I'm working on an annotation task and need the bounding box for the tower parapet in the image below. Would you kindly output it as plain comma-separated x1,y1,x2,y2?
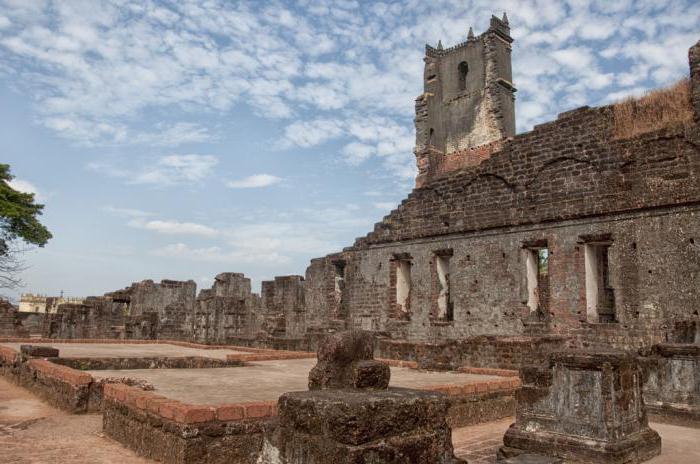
415,13,516,187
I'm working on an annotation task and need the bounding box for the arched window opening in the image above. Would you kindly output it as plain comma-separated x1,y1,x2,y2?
458,62,469,91
428,128,434,146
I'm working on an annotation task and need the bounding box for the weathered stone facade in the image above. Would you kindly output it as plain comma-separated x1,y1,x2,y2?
21,23,699,383
0,299,25,336
500,349,661,463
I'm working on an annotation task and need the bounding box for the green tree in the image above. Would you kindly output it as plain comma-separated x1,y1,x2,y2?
0,164,52,291
0,164,51,246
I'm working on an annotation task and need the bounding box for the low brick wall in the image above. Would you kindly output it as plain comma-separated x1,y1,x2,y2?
0,345,97,413
226,351,316,363
419,377,521,427
53,356,244,370
0,346,157,413
102,383,276,464
376,335,568,370
0,337,276,353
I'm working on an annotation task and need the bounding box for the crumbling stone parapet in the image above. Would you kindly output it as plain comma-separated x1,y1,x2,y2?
690,40,700,121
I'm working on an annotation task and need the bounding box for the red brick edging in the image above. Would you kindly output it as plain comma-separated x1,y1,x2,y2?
457,366,519,377
103,383,278,424
420,377,521,397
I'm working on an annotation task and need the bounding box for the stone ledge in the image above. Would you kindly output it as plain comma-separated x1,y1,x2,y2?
28,358,93,386
226,351,316,362
419,377,521,396
0,337,278,354
103,383,279,425
375,358,419,369
458,366,519,377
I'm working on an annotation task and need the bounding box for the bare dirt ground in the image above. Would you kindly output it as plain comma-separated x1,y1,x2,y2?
0,376,150,464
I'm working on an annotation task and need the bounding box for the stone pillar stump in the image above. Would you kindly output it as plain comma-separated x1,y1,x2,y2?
499,350,660,464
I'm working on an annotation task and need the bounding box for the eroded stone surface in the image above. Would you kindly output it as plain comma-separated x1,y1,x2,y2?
308,330,390,390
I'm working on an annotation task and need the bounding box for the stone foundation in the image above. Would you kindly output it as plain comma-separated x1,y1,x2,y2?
499,350,661,463
272,388,464,464
641,343,700,426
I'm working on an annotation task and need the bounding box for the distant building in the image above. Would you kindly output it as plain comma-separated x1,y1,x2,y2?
18,293,84,314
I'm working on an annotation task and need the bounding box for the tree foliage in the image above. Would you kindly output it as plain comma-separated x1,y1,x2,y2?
0,163,52,247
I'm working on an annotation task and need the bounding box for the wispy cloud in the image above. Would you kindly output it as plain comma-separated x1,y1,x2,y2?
129,219,219,238
226,174,282,189
1,0,697,181
88,154,218,187
103,206,155,218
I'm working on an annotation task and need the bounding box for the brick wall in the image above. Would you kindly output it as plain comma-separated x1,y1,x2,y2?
691,40,700,120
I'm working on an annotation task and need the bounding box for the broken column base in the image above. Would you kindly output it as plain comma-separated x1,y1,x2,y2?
270,387,465,464
497,427,661,464
498,349,661,464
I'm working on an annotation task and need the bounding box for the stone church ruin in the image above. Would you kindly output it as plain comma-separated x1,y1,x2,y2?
3,14,700,464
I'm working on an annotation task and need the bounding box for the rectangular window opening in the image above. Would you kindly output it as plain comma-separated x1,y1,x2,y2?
524,246,549,312
435,253,453,321
585,242,616,323
333,261,346,298
396,260,411,315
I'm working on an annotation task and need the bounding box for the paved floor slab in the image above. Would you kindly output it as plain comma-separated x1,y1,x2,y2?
1,342,246,360
89,358,502,404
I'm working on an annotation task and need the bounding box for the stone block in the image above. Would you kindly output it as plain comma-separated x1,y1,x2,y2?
275,388,464,463
20,344,59,358
309,330,391,390
499,349,661,464
352,360,390,389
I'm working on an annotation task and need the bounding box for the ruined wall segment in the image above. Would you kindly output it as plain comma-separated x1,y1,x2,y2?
192,273,260,344
343,106,700,344
0,299,25,336
692,40,700,120
415,14,516,188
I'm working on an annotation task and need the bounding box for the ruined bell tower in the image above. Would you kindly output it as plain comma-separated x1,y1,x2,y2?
414,14,516,186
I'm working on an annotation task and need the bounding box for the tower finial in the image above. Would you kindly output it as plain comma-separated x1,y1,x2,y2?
468,27,475,40
502,12,509,25
437,40,443,50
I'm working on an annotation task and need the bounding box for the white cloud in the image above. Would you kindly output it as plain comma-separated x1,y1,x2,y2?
103,206,154,218
150,243,287,265
89,154,218,187
226,174,282,189
342,142,374,165
374,202,396,210
8,179,44,201
130,220,219,237
279,119,344,148
132,154,218,185
1,0,698,180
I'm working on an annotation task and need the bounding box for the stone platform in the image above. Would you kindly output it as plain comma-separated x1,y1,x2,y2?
500,349,661,463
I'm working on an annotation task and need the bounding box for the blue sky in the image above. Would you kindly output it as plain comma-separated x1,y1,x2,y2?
0,0,698,300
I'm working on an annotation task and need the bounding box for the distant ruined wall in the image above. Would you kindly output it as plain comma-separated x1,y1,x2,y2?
192,273,260,344
0,300,25,336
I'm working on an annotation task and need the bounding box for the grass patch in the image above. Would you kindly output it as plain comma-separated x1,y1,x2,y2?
613,78,693,139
